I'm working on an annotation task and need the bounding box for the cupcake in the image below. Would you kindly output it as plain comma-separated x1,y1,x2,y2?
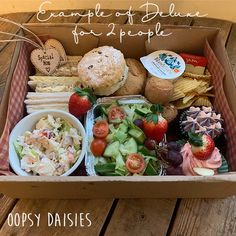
181,142,223,176
218,155,229,174
179,106,223,139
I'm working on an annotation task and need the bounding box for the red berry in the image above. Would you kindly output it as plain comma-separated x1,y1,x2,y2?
143,115,168,143
68,88,95,117
144,139,156,150
189,133,215,160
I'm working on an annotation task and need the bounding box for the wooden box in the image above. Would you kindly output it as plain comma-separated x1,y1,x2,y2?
0,24,236,198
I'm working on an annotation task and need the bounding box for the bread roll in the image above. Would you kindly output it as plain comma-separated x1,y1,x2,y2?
162,104,178,123
114,58,147,96
78,46,128,96
145,77,174,104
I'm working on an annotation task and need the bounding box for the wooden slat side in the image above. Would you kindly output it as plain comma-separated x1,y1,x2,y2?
170,197,236,236
0,195,17,228
132,11,192,25
192,17,232,45
29,10,85,23
226,23,236,81
0,12,34,51
0,42,16,136
78,9,128,24
105,199,177,236
0,199,114,235
0,43,16,103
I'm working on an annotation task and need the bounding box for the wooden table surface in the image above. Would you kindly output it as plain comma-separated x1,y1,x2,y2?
0,10,236,236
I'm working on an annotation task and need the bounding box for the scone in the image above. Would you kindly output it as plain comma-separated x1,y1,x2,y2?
114,58,147,96
145,77,174,104
78,46,128,96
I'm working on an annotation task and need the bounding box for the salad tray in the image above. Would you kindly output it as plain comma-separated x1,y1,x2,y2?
85,95,164,176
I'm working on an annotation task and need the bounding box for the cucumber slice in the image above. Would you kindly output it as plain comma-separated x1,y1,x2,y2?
128,129,146,144
103,141,120,158
124,138,138,154
119,138,138,156
135,107,150,116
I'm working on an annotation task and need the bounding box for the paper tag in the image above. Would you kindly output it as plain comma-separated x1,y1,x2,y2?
31,48,60,75
45,39,67,65
140,50,186,80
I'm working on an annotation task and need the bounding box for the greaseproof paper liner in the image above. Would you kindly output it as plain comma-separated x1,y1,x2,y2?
204,40,236,171
0,43,30,175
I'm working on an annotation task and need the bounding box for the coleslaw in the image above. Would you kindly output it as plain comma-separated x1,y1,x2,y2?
14,114,82,176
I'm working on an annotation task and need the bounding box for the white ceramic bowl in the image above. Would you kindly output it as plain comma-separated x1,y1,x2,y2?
9,110,87,176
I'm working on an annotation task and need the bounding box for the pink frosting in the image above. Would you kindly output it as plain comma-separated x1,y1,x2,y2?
181,143,222,176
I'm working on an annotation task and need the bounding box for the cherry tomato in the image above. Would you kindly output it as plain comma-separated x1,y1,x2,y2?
92,120,109,138
108,106,126,123
90,139,107,157
125,153,145,174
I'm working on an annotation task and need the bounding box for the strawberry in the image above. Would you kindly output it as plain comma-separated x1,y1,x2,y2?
69,87,96,117
143,104,168,143
188,133,215,160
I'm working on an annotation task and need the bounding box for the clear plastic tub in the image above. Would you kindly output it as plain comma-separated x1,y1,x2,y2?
85,95,164,176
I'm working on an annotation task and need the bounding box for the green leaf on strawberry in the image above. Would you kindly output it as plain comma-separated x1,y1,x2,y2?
150,104,164,114
188,132,215,160
188,132,203,146
143,104,168,143
74,87,96,104
146,113,158,123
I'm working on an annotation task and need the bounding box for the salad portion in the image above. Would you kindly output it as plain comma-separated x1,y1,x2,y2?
90,102,168,176
14,115,82,176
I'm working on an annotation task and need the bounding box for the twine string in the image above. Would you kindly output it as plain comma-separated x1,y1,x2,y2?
0,16,45,49
0,31,42,49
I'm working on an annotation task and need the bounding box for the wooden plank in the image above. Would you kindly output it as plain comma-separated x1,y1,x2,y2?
226,23,236,78
132,11,192,25
192,17,232,45
0,12,34,51
78,9,128,24
29,10,85,23
0,199,114,235
0,195,17,228
170,197,236,236
105,199,177,236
